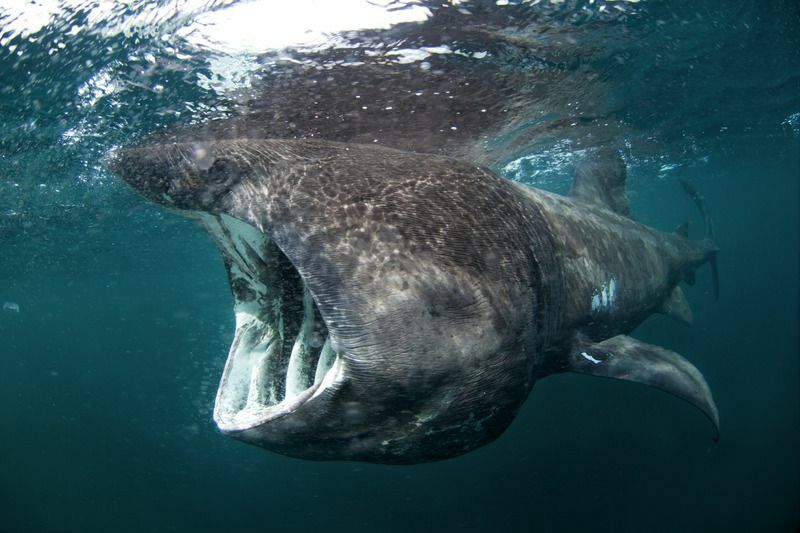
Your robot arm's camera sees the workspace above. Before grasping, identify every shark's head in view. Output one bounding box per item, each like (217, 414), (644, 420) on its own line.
(108, 141), (252, 212)
(109, 138), (551, 463)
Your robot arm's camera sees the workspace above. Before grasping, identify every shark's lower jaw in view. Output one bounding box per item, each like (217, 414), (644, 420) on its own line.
(197, 213), (340, 432)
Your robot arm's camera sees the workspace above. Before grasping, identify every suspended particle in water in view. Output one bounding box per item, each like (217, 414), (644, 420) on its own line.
(2, 301), (20, 313)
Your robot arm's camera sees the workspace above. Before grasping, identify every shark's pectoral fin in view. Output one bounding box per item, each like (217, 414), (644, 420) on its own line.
(562, 334), (719, 440)
(659, 286), (693, 326)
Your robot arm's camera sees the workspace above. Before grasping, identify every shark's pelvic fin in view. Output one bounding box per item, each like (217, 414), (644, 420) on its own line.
(659, 286), (694, 326)
(569, 147), (630, 217)
(562, 334), (719, 440)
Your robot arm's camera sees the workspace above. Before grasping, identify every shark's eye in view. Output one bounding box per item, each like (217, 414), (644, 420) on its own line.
(208, 158), (236, 184)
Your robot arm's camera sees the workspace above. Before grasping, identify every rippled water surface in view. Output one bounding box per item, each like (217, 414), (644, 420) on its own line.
(1, 1), (798, 531)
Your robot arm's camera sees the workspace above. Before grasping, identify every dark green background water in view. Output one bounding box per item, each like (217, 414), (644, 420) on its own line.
(1, 1), (798, 531)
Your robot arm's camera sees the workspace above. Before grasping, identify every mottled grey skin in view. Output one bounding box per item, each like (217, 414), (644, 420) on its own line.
(110, 138), (718, 463)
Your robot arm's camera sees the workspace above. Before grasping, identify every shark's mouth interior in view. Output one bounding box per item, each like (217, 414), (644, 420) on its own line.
(198, 213), (340, 431)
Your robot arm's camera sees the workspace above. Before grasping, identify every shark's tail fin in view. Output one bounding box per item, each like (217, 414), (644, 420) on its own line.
(679, 179), (714, 240)
(679, 179), (719, 299)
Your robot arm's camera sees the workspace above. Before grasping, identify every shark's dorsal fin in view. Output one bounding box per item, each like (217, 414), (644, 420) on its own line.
(659, 286), (693, 326)
(569, 148), (630, 217)
(559, 334), (719, 440)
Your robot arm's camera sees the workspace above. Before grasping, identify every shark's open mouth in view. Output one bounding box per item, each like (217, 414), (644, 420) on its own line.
(198, 213), (341, 431)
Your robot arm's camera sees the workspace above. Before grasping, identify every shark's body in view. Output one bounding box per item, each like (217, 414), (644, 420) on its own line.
(110, 138), (718, 463)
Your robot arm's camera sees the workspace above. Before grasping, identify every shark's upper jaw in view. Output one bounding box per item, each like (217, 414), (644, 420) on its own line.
(197, 212), (343, 432)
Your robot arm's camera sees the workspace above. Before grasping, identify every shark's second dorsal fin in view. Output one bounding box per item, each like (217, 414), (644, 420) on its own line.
(556, 334), (719, 440)
(569, 147), (630, 217)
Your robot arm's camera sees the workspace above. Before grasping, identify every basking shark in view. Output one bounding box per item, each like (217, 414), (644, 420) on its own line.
(109, 138), (718, 463)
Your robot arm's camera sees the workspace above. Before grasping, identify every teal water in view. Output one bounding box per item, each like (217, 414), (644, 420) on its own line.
(1, 1), (798, 531)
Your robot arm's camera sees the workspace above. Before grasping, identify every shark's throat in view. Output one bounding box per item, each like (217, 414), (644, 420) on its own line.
(198, 213), (339, 430)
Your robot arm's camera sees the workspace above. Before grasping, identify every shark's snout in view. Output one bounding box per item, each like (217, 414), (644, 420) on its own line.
(108, 142), (245, 211)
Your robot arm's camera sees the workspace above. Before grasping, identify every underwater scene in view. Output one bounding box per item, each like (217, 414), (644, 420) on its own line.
(0, 0), (798, 531)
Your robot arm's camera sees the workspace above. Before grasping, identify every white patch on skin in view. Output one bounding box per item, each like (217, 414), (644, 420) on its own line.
(591, 293), (601, 312)
(591, 275), (617, 313)
(580, 351), (602, 364)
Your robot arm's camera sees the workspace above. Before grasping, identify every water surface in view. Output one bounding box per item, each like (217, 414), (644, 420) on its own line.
(0, 1), (798, 531)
